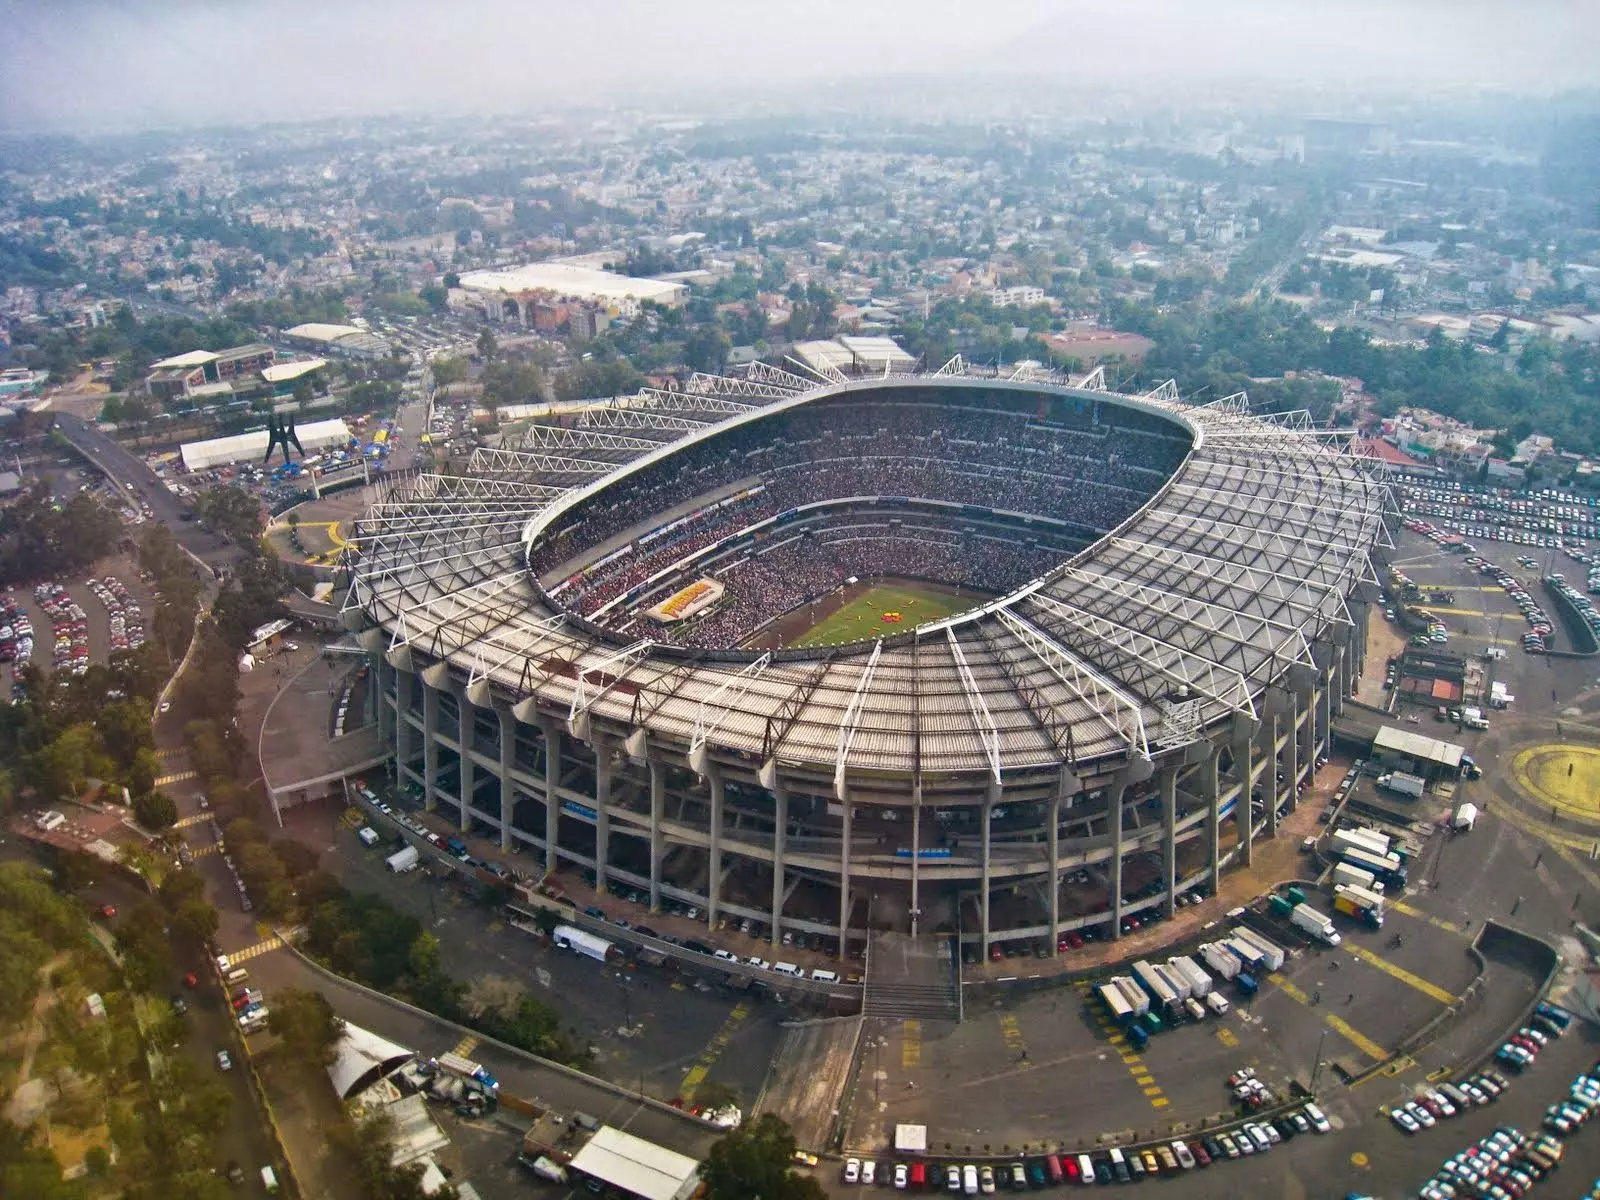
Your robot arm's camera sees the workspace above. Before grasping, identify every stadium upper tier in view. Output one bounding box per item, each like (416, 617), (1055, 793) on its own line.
(349, 367), (1391, 788)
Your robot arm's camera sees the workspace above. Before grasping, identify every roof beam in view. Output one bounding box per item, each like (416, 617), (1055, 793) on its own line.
(688, 653), (773, 775)
(945, 627), (1003, 785)
(833, 640), (884, 798)
(568, 640), (654, 743)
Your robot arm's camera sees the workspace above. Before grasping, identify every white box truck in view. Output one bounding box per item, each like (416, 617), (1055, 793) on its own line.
(1166, 955), (1213, 998)
(1332, 827), (1392, 858)
(1331, 861), (1383, 894)
(1290, 903), (1342, 946)
(1376, 772), (1426, 799)
(1452, 802), (1479, 831)
(1230, 926), (1286, 971)
(553, 924), (614, 962)
(1198, 942), (1240, 980)
(385, 844), (420, 872)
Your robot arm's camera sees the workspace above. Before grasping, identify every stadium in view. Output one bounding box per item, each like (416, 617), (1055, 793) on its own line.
(345, 359), (1391, 961)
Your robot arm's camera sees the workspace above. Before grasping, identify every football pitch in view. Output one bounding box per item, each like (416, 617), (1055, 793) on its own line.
(786, 582), (980, 649)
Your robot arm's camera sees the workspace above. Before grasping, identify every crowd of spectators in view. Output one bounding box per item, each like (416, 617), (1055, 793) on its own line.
(528, 393), (1189, 577)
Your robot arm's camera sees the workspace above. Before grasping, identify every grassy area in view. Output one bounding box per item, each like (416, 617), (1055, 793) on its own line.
(788, 582), (978, 648)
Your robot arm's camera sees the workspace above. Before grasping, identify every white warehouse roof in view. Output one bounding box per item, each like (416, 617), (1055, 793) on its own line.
(566, 1126), (701, 1200)
(458, 261), (687, 307)
(181, 417), (351, 472)
(1372, 725), (1464, 771)
(261, 358), (327, 384)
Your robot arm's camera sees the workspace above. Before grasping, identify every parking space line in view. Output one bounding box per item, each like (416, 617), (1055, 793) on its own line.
(1095, 1013), (1169, 1110)
(679, 1002), (748, 1102)
(998, 1014), (1028, 1060)
(901, 1019), (921, 1069)
(1346, 945), (1455, 1004)
(174, 811), (210, 829)
(1215, 1027), (1239, 1048)
(1266, 973), (1389, 1061)
(1388, 899), (1469, 936)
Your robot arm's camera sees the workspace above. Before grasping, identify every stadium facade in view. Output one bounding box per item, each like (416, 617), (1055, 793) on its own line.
(347, 363), (1391, 958)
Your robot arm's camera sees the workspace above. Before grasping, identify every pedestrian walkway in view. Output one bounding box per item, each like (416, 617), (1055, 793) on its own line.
(155, 769), (197, 787)
(174, 811), (211, 829)
(227, 927), (305, 964)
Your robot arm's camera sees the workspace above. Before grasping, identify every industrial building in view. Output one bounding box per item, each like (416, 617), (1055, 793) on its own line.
(282, 323), (393, 359)
(456, 260), (688, 323)
(179, 417), (352, 472)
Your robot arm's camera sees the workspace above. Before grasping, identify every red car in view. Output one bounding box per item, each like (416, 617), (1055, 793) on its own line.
(98, 904), (116, 919)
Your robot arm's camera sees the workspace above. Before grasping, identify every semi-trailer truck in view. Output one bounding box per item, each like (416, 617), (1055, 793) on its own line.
(1332, 826), (1392, 858)
(1230, 926), (1287, 971)
(1199, 942), (1240, 980)
(1341, 846), (1407, 887)
(1132, 961), (1181, 1018)
(1290, 903), (1342, 946)
(1111, 976), (1150, 1017)
(1166, 955), (1213, 998)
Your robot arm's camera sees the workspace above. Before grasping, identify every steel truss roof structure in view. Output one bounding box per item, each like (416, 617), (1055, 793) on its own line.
(352, 371), (1390, 787)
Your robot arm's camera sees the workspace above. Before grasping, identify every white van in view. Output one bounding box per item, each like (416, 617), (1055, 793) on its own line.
(809, 968), (839, 983)
(962, 1164), (979, 1195)
(1075, 1154), (1094, 1184)
(260, 1166), (279, 1193)
(772, 962), (802, 978)
(357, 826), (380, 846)
(1205, 992), (1231, 1016)
(1184, 996), (1207, 1022)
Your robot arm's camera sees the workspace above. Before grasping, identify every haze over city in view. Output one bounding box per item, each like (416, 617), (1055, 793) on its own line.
(4, 0), (1600, 131)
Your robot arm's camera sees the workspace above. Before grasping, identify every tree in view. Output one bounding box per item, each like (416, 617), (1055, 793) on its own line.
(700, 1114), (825, 1200)
(462, 974), (525, 1022)
(293, 378), (314, 408)
(114, 900), (172, 992)
(476, 328), (498, 362)
(132, 790), (178, 831)
(267, 987), (345, 1070)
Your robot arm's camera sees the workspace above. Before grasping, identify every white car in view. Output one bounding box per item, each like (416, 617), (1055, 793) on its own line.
(842, 1158), (860, 1184)
(215, 1049), (232, 1071)
(158, 700), (171, 713)
(893, 1162), (908, 1189)
(1390, 1107), (1420, 1133)
(1303, 1102), (1331, 1133)
(860, 1160), (875, 1185)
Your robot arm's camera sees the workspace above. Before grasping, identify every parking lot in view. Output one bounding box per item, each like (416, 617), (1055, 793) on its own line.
(2, 561), (151, 695)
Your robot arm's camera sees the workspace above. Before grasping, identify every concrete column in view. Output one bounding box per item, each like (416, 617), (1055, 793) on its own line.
(1284, 694), (1301, 814)
(422, 683), (439, 813)
(1160, 765), (1178, 918)
(1201, 745), (1222, 883)
(980, 785), (995, 957)
(542, 719), (562, 873)
(1261, 712), (1280, 839)
(909, 780), (922, 940)
(707, 769), (724, 929)
(394, 668), (413, 775)
(1108, 779), (1126, 939)
(1047, 789), (1062, 955)
(456, 693), (474, 834)
(838, 789), (852, 957)
(1300, 685), (1318, 783)
(770, 784), (787, 947)
(594, 742), (613, 896)
(649, 757), (665, 912)
(497, 707), (515, 851)
(377, 660), (395, 741)
(1232, 730), (1254, 868)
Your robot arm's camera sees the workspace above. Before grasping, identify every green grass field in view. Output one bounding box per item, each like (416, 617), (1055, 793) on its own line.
(787, 582), (978, 648)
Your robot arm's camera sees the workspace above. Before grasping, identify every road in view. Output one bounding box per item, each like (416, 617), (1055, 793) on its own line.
(51, 412), (243, 572)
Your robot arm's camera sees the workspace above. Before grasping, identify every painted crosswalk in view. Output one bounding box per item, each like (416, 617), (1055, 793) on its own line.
(225, 927), (305, 965)
(901, 1019), (921, 1069)
(451, 1034), (480, 1057)
(155, 769), (198, 787)
(174, 811), (211, 829)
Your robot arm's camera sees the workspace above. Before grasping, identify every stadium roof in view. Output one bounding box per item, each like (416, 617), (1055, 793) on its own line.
(349, 366), (1390, 785)
(566, 1126), (701, 1200)
(261, 358), (327, 383)
(458, 261), (687, 307)
(151, 349), (219, 369)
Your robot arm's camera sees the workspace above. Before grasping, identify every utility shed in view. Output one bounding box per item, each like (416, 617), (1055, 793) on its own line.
(1371, 725), (1464, 779)
(566, 1126), (702, 1200)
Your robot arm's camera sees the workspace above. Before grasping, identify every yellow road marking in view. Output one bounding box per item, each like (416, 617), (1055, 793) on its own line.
(227, 935), (284, 963)
(155, 769), (197, 786)
(1388, 900), (1469, 936)
(901, 1019), (921, 1069)
(1216, 1027), (1239, 1047)
(1425, 606), (1499, 619)
(452, 1034), (480, 1057)
(174, 811), (211, 828)
(1347, 945), (1456, 1005)
(1267, 972), (1389, 1060)
(999, 1014), (1029, 1060)
(680, 1002), (748, 1102)
(191, 843), (219, 858)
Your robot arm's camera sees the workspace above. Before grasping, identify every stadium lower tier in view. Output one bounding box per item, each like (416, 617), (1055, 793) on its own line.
(376, 635), (1357, 958)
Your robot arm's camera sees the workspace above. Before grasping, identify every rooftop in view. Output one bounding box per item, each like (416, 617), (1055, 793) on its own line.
(458, 261), (686, 306)
(566, 1126), (700, 1200)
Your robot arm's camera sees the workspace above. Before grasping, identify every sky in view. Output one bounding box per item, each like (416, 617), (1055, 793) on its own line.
(2, 0), (1597, 133)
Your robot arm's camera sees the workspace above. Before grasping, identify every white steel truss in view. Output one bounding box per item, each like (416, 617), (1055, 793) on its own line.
(685, 372), (798, 401)
(578, 407), (712, 433)
(1074, 365), (1108, 391)
(520, 425), (664, 454)
(1144, 379), (1182, 404)
(993, 608), (1150, 761)
(934, 354), (969, 377)
(629, 388), (758, 416)
(786, 353), (849, 387)
(833, 639), (884, 798)
(384, 570), (529, 652)
(1103, 537), (1353, 626)
(1025, 591), (1256, 718)
(568, 640), (654, 742)
(743, 360), (813, 392)
(945, 627), (1003, 785)
(469, 448), (620, 477)
(465, 611), (567, 697)
(688, 653), (773, 775)
(1198, 390), (1251, 415)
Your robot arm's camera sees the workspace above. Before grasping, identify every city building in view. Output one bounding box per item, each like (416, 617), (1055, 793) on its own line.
(179, 417), (352, 472)
(282, 323), (393, 359)
(456, 261), (688, 324)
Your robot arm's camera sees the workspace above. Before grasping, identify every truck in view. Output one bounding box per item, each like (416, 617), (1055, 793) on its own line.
(1198, 941), (1240, 980)
(1097, 982), (1135, 1024)
(1332, 861), (1382, 894)
(519, 1156), (568, 1184)
(1333, 885), (1385, 929)
(1131, 961), (1181, 1018)
(1230, 926), (1286, 971)
(436, 1051), (498, 1091)
(1154, 962), (1191, 1002)
(1452, 802), (1479, 832)
(1223, 937), (1267, 974)
(1111, 975), (1150, 1018)
(1290, 903), (1342, 946)
(1268, 895), (1294, 920)
(385, 844), (420, 873)
(1166, 955), (1213, 998)
(1341, 846), (1408, 887)
(1462, 706), (1489, 731)
(1236, 972), (1259, 997)
(553, 924), (614, 962)
(1376, 771), (1426, 799)
(1333, 826), (1392, 858)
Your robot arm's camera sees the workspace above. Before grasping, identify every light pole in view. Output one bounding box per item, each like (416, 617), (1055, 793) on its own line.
(1309, 1025), (1329, 1093)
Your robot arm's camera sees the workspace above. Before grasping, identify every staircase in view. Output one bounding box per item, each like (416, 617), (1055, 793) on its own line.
(863, 931), (962, 1022)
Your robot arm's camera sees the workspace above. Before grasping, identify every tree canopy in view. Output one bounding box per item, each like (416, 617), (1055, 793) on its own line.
(700, 1114), (826, 1200)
